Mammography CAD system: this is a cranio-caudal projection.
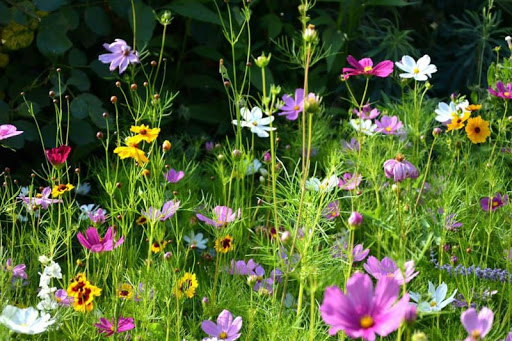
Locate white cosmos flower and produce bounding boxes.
[350,119,377,136]
[36,297,58,312]
[306,175,338,192]
[37,286,56,299]
[79,204,97,220]
[232,107,276,138]
[410,281,457,313]
[42,261,62,279]
[0,305,55,334]
[395,55,437,81]
[434,100,469,123]
[38,255,50,265]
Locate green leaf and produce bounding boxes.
[0,101,9,122]
[67,70,90,91]
[129,2,156,47]
[12,120,37,141]
[37,28,72,56]
[69,120,95,145]
[0,2,10,24]
[33,0,68,11]
[84,6,112,36]
[68,48,87,66]
[90,59,112,79]
[261,14,282,39]
[70,94,103,120]
[168,0,220,26]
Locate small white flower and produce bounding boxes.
[350,119,377,136]
[39,274,51,289]
[20,186,30,197]
[75,182,91,196]
[434,101,468,123]
[306,175,337,192]
[246,159,263,175]
[232,107,276,138]
[36,297,58,311]
[37,286,57,299]
[0,305,55,334]
[42,261,62,279]
[395,55,437,81]
[183,232,208,250]
[306,177,321,191]
[38,255,51,265]
[79,204,97,220]
[410,281,457,313]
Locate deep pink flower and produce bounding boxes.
[375,115,403,135]
[363,256,418,285]
[338,172,362,190]
[142,200,180,221]
[461,307,493,341]
[164,169,185,183]
[348,211,363,227]
[77,226,124,253]
[353,103,380,120]
[95,316,135,337]
[98,39,139,74]
[480,193,508,212]
[0,124,23,141]
[342,55,394,79]
[46,145,71,168]
[196,206,241,228]
[279,88,304,121]
[383,155,418,182]
[320,272,409,340]
[201,309,242,341]
[488,81,512,99]
[19,187,61,210]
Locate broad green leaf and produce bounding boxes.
[67,70,90,91]
[12,120,37,141]
[84,6,112,36]
[0,101,9,122]
[168,0,220,26]
[68,48,87,66]
[37,28,72,56]
[33,0,68,12]
[261,14,282,39]
[69,120,95,145]
[70,93,103,120]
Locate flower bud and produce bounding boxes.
[433,127,442,136]
[404,305,417,324]
[130,84,137,91]
[232,149,242,160]
[304,93,321,114]
[162,140,171,152]
[412,331,428,341]
[263,152,271,163]
[303,24,318,43]
[159,10,173,25]
[348,211,363,228]
[49,90,55,97]
[110,96,117,104]
[255,52,271,68]
[506,36,512,51]
[96,131,103,139]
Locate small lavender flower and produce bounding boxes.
[353,103,380,120]
[88,208,107,225]
[383,154,419,182]
[338,172,362,190]
[340,138,359,152]
[164,169,185,183]
[375,115,403,135]
[98,39,139,74]
[324,201,340,220]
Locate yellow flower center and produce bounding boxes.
[492,201,499,207]
[413,67,420,74]
[219,331,228,339]
[360,315,374,329]
[385,127,392,132]
[364,66,373,72]
[430,301,437,307]
[504,92,510,97]
[471,329,481,339]
[386,273,395,278]
[252,121,258,126]
[293,105,300,111]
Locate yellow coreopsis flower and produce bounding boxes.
[51,184,74,197]
[214,235,234,253]
[150,240,167,253]
[117,283,134,300]
[130,124,160,143]
[173,272,198,299]
[113,136,149,166]
[465,116,490,144]
[67,273,102,312]
[447,111,470,132]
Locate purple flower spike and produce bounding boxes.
[461,307,493,341]
[201,309,243,341]
[77,226,124,253]
[164,169,185,183]
[383,154,418,182]
[98,39,139,74]
[480,193,508,212]
[196,206,241,228]
[375,115,403,135]
[364,256,418,285]
[279,88,304,121]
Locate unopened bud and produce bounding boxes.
[162,140,171,152]
[255,52,271,68]
[110,96,118,104]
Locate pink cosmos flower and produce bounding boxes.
[164,169,185,183]
[383,154,418,182]
[353,103,380,120]
[461,307,493,341]
[363,256,418,285]
[95,317,135,337]
[324,200,340,220]
[5,259,27,285]
[88,208,107,225]
[229,259,263,276]
[488,81,512,99]
[142,200,180,221]
[375,116,403,135]
[348,211,363,227]
[338,172,362,190]
[55,289,73,306]
[77,226,124,253]
[98,39,139,74]
[332,241,369,262]
[320,272,409,340]
[46,145,71,168]
[201,309,242,341]
[19,187,61,210]
[342,55,394,79]
[0,124,23,141]
[196,206,241,228]
[480,193,508,212]
[279,88,304,121]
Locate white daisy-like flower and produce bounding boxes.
[395,55,437,81]
[183,232,208,250]
[232,107,276,138]
[75,182,91,196]
[306,175,338,192]
[42,261,62,280]
[38,255,51,265]
[350,119,377,136]
[434,100,469,123]
[410,281,457,313]
[0,305,55,334]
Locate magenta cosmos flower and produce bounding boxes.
[480,193,508,212]
[98,39,139,74]
[320,272,409,340]
[201,309,242,341]
[348,211,363,227]
[196,206,241,228]
[46,145,71,168]
[461,307,493,341]
[353,103,380,120]
[19,187,61,210]
[164,169,185,183]
[77,226,124,253]
[279,88,304,121]
[383,154,418,182]
[375,116,403,135]
[338,172,362,190]
[142,200,180,221]
[95,317,135,337]
[342,55,394,79]
[0,124,23,141]
[488,81,512,99]
[363,256,418,285]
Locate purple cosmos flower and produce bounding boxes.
[341,138,360,152]
[98,39,139,74]
[434,208,462,231]
[375,115,403,135]
[324,200,340,220]
[364,256,418,285]
[229,259,263,276]
[348,211,363,227]
[332,240,369,262]
[504,332,512,341]
[88,208,107,225]
[164,169,185,183]
[196,206,241,228]
[0,124,23,141]
[77,226,124,253]
[338,172,362,190]
[143,200,180,221]
[95,317,135,337]
[383,154,419,182]
[320,272,409,340]
[19,187,61,210]
[353,103,380,120]
[488,81,512,99]
[205,141,214,151]
[5,259,28,285]
[480,193,508,212]
[342,55,394,79]
[55,289,73,306]
[279,88,304,121]
[201,309,242,341]
[461,307,493,341]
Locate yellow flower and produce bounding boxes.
[467,104,481,111]
[130,124,160,143]
[117,283,134,300]
[214,235,234,253]
[465,116,490,144]
[114,137,149,166]
[67,273,102,312]
[447,111,470,132]
[151,240,167,253]
[51,184,74,197]
[136,216,148,225]
[173,272,198,299]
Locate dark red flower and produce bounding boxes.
[46,146,71,168]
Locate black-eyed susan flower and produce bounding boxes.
[130,124,160,143]
[117,283,134,300]
[51,184,74,198]
[215,235,234,253]
[447,112,470,132]
[66,273,101,312]
[113,136,149,166]
[150,240,167,253]
[465,116,490,144]
[173,272,198,299]
[136,216,147,225]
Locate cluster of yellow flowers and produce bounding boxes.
[173,272,198,299]
[114,124,160,166]
[446,105,490,144]
[66,273,102,312]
